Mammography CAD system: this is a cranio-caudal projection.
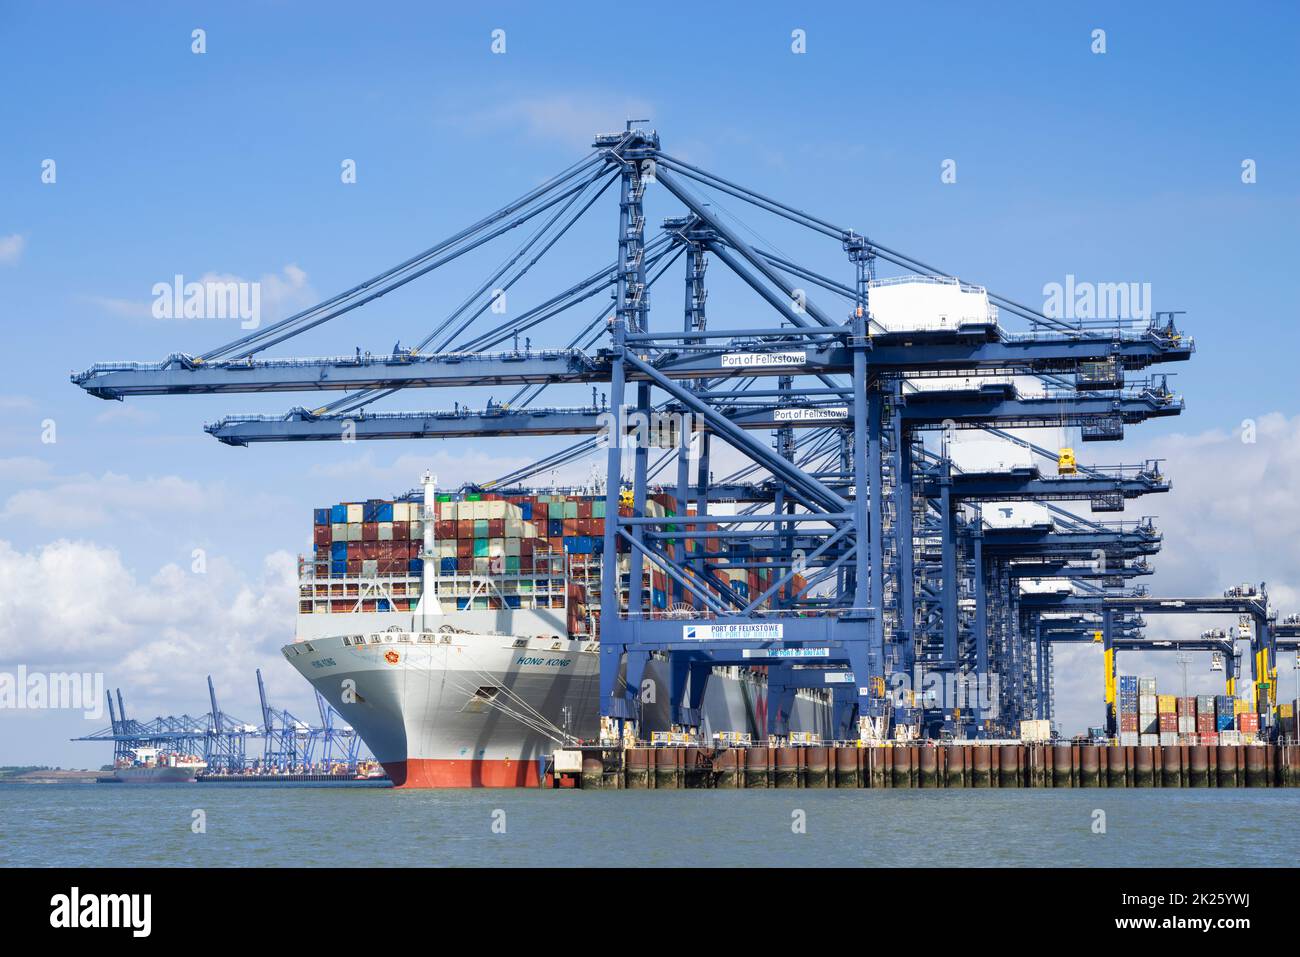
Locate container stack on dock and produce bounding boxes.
[1116,674,1263,746]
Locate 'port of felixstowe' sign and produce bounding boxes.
[773,406,849,422]
[682,622,784,641]
[720,351,807,368]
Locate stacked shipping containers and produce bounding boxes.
[1114,675,1262,745]
[301,489,796,629]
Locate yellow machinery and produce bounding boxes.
[1057,447,1077,475]
[619,488,635,509]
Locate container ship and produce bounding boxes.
[283,473,833,787]
[112,748,207,783]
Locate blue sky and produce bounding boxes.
[2,2,1298,763]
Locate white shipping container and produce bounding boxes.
[1139,694,1157,714]
[361,559,378,577]
[346,504,363,524]
[1119,732,1140,747]
[393,502,411,523]
[378,522,393,541]
[1178,716,1196,734]
[1139,677,1157,694]
[1139,734,1159,747]
[332,523,348,542]
[1159,732,1179,747]
[347,523,362,542]
[410,521,422,539]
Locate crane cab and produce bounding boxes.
[1057,448,1077,475]
[619,489,635,509]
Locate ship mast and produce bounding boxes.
[414,470,443,625]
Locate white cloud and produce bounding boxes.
[0,470,209,528]
[0,233,24,265]
[440,92,656,151]
[83,263,316,326]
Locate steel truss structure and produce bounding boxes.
[73,125,1291,739]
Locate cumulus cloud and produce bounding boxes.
[0,470,209,528]
[0,539,306,721]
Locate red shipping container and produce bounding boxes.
[1238,713,1259,732]
[520,539,534,556]
[456,557,473,573]
[457,520,474,539]
[347,559,362,576]
[347,542,362,560]
[314,525,331,547]
[1201,732,1218,745]
[362,522,378,542]
[457,540,473,558]
[1119,713,1138,732]
[1158,713,1177,732]
[577,500,592,519]
[394,522,410,540]
[1196,714,1215,732]
[489,519,504,537]
[435,521,454,539]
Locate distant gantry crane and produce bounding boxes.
[74,674,364,774]
[71,124,1295,740]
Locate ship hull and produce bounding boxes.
[284,619,836,788]
[283,630,601,787]
[114,766,202,784]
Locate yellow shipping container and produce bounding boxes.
[1234,698,1250,715]
[1278,704,1293,719]
[1157,694,1177,714]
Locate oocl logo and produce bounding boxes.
[383,650,400,665]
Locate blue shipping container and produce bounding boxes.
[363,502,379,522]
[331,504,347,524]
[408,559,422,573]
[377,502,393,522]
[330,560,347,575]
[564,536,594,554]
[331,542,348,559]
[549,519,564,537]
[440,557,457,573]
[314,508,330,526]
[520,503,532,520]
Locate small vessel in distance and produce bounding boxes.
[112,747,207,783]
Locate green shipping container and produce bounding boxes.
[548,502,565,519]
[592,500,606,518]
[465,493,482,502]
[505,556,520,573]
[563,501,578,519]
[474,519,489,537]
[473,539,489,558]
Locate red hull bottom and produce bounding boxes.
[384,757,543,788]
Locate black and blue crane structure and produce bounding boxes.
[73,125,1289,739]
